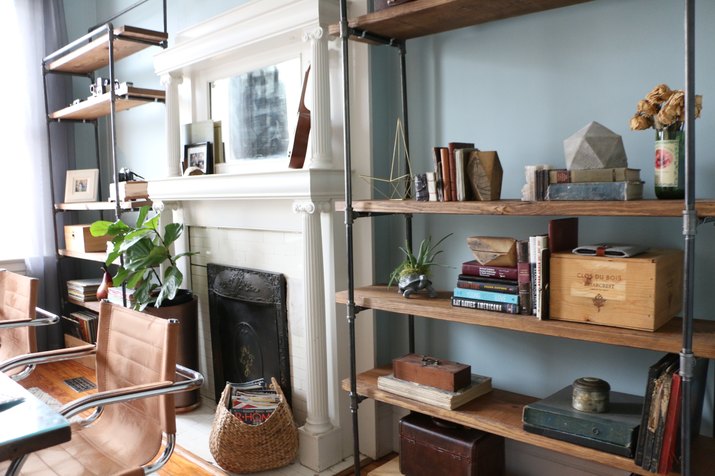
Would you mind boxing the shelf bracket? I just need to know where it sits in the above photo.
[349,392,367,404]
[698,216,715,226]
[354,305,367,314]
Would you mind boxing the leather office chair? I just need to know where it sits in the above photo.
[0,301,203,476]
[0,269,59,380]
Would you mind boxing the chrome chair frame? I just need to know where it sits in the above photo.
[0,307,59,381]
[0,321,203,476]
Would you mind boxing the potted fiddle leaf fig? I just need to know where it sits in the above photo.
[90,205,200,409]
[90,205,195,311]
[388,233,452,298]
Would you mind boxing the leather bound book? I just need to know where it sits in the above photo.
[657,371,681,474]
[432,147,444,202]
[393,353,471,392]
[548,217,578,254]
[461,261,518,280]
[448,142,474,201]
[516,240,531,315]
[439,147,452,201]
[634,353,678,466]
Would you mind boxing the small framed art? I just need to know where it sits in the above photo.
[64,169,99,203]
[183,141,213,175]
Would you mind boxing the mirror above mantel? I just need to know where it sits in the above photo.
[210,57,304,171]
[153,0,338,186]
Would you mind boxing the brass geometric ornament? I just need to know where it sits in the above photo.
[360,118,413,200]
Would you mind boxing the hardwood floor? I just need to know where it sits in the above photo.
[18,359,225,475]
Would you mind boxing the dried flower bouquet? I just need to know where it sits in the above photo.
[630,83,702,131]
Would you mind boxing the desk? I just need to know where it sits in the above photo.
[0,372,71,462]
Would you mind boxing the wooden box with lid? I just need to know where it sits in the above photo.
[549,249,683,331]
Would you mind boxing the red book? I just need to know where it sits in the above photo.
[657,372,682,474]
[448,142,474,201]
[461,260,518,280]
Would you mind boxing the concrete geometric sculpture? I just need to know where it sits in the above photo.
[563,121,628,170]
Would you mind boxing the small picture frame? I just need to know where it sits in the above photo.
[183,141,213,175]
[64,169,99,203]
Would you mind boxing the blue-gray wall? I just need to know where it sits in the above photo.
[372,0,715,435]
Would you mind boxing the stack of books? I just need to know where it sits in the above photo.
[545,167,643,201]
[634,354,709,474]
[377,372,492,410]
[66,278,102,302]
[229,379,280,426]
[451,260,520,314]
[107,286,135,307]
[63,310,98,343]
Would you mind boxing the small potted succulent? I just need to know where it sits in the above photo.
[388,233,452,298]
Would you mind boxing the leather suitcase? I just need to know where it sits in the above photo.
[399,412,505,476]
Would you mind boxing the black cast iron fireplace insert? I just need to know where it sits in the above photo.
[207,263,291,404]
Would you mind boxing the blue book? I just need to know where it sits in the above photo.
[452,287,519,304]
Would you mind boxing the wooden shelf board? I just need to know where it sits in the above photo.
[46,26,167,74]
[55,199,152,211]
[329,0,592,42]
[49,87,165,121]
[337,286,715,358]
[344,367,713,476]
[337,199,715,219]
[58,249,107,263]
[66,297,101,313]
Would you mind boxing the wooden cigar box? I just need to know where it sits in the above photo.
[399,412,505,476]
[393,353,471,392]
[64,225,109,253]
[549,249,683,331]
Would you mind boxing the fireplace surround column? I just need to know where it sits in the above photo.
[293,199,341,471]
[159,73,183,177]
[305,26,332,169]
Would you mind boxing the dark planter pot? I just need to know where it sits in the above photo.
[144,291,200,412]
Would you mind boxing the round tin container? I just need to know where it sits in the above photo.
[572,377,610,413]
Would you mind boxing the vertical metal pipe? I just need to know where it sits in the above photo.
[162,0,168,38]
[43,67,59,259]
[680,1,696,475]
[107,25,127,308]
[43,65,63,312]
[398,42,416,353]
[338,1,360,474]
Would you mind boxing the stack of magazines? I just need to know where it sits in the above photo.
[229,379,280,426]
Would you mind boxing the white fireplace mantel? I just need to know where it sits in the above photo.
[148,168,345,203]
[150,1,350,472]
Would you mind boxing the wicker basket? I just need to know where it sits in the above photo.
[209,378,298,473]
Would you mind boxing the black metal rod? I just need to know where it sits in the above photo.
[681,1,696,475]
[42,66,64,314]
[397,42,416,353]
[162,0,168,38]
[339,1,361,474]
[89,0,151,31]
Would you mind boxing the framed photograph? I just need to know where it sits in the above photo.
[183,141,213,175]
[64,169,99,203]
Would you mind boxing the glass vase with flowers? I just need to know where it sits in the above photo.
[630,84,702,199]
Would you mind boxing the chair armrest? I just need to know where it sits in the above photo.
[0,344,96,373]
[60,364,204,418]
[0,307,59,329]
